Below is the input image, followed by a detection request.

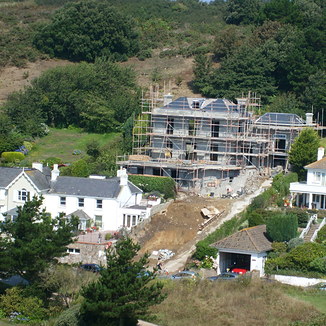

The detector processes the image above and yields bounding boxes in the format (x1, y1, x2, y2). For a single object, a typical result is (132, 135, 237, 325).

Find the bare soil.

(133, 196, 232, 257)
(0, 59, 73, 105)
(0, 52, 198, 106)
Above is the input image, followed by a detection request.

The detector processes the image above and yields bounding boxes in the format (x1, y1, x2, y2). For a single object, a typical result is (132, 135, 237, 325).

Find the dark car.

(207, 272, 238, 281)
(170, 271, 199, 280)
(79, 263, 102, 273)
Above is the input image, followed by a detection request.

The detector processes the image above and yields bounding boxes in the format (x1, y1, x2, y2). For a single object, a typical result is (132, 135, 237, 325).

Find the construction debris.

(151, 249, 175, 261)
(201, 206, 220, 219)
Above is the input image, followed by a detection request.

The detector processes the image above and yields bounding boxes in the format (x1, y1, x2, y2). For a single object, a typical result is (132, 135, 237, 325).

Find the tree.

(225, 0, 264, 25)
(266, 213, 298, 242)
(0, 197, 78, 282)
(80, 237, 166, 326)
(288, 128, 320, 180)
(33, 0, 139, 62)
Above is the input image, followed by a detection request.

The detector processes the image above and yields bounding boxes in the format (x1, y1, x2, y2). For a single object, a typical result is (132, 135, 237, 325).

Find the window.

(96, 199, 102, 209)
(167, 118, 174, 135)
(18, 189, 29, 202)
(313, 172, 321, 183)
(78, 198, 84, 207)
(67, 248, 80, 254)
(132, 215, 137, 226)
(60, 197, 66, 206)
(95, 215, 102, 228)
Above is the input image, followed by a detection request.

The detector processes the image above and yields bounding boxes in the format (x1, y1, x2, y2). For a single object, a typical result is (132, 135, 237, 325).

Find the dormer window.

(18, 189, 29, 202)
(192, 100, 200, 109)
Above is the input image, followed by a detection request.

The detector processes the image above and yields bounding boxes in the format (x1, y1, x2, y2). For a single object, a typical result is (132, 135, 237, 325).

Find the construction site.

(118, 89, 321, 196)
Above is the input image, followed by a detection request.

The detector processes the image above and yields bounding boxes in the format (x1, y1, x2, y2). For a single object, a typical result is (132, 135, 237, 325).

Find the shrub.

(55, 304, 83, 326)
(266, 213, 298, 242)
(1, 151, 25, 162)
(105, 233, 112, 241)
(247, 210, 265, 227)
(309, 257, 326, 273)
(42, 157, 63, 167)
(128, 175, 176, 199)
(315, 225, 326, 244)
(0, 287, 47, 322)
(193, 242, 218, 261)
(287, 237, 304, 250)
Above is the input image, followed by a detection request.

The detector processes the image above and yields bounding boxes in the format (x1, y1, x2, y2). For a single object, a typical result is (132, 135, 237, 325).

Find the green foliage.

(194, 242, 218, 261)
(289, 128, 320, 180)
(272, 172, 298, 199)
(55, 304, 84, 326)
(287, 237, 304, 250)
(225, 0, 264, 25)
(247, 210, 265, 227)
(5, 59, 140, 136)
(266, 242, 326, 274)
(266, 213, 298, 242)
(272, 242, 288, 254)
(193, 214, 247, 260)
(128, 175, 176, 199)
(85, 140, 101, 159)
(80, 237, 166, 326)
(309, 257, 326, 274)
(0, 197, 78, 282)
(61, 159, 90, 178)
(34, 0, 140, 62)
(316, 225, 326, 244)
(1, 151, 25, 162)
(41, 157, 63, 167)
(286, 208, 309, 228)
(0, 287, 47, 322)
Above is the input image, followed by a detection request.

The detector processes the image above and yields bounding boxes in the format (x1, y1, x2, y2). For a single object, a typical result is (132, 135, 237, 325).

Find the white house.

(0, 164, 148, 231)
(290, 147, 326, 209)
(211, 225, 272, 276)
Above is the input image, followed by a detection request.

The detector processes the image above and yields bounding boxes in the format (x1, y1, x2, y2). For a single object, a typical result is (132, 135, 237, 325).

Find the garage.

(211, 225, 272, 276)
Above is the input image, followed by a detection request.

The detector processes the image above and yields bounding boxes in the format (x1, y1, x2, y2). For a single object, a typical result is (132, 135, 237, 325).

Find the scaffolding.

(117, 89, 321, 191)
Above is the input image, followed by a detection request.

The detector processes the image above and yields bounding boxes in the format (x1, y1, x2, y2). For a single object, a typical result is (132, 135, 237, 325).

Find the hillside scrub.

(150, 279, 323, 326)
(34, 0, 140, 62)
(128, 175, 176, 199)
(4, 59, 140, 136)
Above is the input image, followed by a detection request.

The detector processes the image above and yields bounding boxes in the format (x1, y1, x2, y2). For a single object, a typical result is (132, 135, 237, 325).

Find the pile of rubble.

(151, 249, 175, 261)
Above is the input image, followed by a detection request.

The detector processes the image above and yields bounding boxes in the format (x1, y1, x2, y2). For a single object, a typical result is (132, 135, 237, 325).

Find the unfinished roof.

(255, 113, 305, 126)
(162, 97, 238, 113)
(305, 157, 326, 170)
(211, 225, 272, 253)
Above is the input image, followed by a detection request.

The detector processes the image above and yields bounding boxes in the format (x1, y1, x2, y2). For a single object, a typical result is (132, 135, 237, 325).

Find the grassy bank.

(149, 279, 324, 326)
(26, 128, 120, 163)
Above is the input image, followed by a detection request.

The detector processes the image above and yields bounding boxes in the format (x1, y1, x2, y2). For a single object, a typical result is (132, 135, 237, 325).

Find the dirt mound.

(134, 196, 231, 256)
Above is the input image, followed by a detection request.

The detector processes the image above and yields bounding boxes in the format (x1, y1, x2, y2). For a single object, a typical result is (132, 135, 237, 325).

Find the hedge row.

(1, 151, 25, 162)
(128, 175, 176, 199)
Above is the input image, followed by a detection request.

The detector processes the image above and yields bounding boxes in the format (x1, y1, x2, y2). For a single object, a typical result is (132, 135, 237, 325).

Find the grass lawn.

(25, 128, 121, 164)
(286, 288, 326, 314)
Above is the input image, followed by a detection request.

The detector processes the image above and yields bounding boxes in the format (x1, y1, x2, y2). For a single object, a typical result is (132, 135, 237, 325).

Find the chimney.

(163, 93, 173, 106)
(318, 147, 325, 161)
(32, 162, 43, 173)
(117, 167, 128, 186)
(306, 112, 313, 125)
(51, 164, 60, 182)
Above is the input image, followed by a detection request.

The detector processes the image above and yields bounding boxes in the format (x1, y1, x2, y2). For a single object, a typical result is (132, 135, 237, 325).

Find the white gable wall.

(6, 173, 39, 211)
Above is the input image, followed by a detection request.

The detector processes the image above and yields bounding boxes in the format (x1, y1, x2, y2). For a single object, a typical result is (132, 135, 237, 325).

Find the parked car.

(231, 268, 248, 275)
(207, 272, 238, 281)
(79, 263, 102, 273)
(170, 271, 199, 280)
(307, 282, 326, 291)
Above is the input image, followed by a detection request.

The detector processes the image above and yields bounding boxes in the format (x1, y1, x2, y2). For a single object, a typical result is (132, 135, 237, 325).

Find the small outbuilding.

(211, 225, 272, 276)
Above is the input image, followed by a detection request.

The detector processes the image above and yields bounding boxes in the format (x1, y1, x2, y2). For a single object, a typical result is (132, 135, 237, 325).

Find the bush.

(42, 157, 63, 167)
(309, 257, 326, 273)
(128, 175, 176, 199)
(287, 237, 304, 250)
(315, 225, 326, 244)
(193, 242, 218, 261)
(55, 304, 83, 326)
(105, 233, 112, 241)
(0, 287, 47, 322)
(1, 151, 25, 162)
(266, 213, 298, 242)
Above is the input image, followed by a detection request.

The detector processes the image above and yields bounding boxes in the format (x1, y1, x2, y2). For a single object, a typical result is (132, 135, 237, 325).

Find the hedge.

(128, 175, 176, 199)
(1, 151, 25, 162)
(193, 214, 247, 260)
(266, 213, 298, 242)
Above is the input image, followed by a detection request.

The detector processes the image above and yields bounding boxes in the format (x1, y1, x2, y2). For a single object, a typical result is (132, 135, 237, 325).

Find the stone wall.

(59, 242, 113, 266)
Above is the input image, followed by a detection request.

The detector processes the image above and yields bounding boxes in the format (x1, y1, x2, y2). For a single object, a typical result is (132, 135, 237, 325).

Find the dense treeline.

(194, 0, 325, 119)
(4, 59, 140, 136)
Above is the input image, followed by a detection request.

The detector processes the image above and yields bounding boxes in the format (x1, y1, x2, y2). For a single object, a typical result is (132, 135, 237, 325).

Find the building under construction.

(117, 92, 320, 194)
